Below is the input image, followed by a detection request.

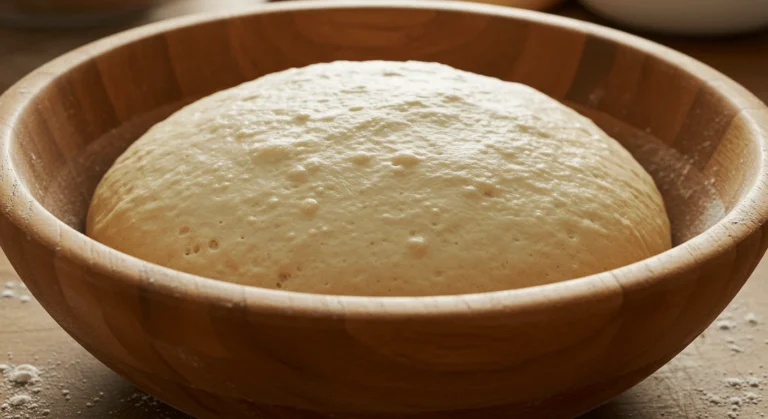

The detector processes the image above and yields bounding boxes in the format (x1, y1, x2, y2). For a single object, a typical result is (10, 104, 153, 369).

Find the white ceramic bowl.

(580, 0, 768, 36)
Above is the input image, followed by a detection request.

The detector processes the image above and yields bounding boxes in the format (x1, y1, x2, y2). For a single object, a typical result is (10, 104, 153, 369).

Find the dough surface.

(87, 60, 671, 296)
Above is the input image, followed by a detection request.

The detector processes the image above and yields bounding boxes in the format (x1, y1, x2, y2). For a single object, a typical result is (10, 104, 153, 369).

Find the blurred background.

(0, 0, 766, 33)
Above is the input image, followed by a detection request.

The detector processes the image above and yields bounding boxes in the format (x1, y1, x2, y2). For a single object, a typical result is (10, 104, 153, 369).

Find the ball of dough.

(87, 60, 671, 296)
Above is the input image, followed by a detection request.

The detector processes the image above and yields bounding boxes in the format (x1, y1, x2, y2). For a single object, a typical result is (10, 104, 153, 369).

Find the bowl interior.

(7, 5, 760, 257)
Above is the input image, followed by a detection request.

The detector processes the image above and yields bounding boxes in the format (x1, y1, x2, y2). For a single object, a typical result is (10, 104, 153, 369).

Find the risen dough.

(87, 60, 671, 296)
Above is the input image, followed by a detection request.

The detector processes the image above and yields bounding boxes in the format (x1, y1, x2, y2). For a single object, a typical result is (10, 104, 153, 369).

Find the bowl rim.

(1, 0, 767, 319)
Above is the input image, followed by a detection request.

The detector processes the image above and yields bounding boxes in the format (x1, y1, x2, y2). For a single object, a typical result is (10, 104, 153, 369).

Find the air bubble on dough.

(286, 165, 309, 183)
(300, 198, 319, 215)
(407, 236, 429, 258)
(391, 152, 421, 168)
(349, 153, 372, 165)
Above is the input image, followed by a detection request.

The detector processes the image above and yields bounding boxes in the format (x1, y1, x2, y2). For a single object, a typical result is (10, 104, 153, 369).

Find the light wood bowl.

(1, 1, 767, 418)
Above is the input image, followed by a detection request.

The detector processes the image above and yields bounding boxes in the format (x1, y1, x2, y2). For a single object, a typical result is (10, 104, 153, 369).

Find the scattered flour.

(1, 280, 30, 303)
(0, 354, 180, 419)
(718, 391, 763, 418)
(8, 394, 32, 407)
(0, 362, 45, 418)
(746, 376, 762, 388)
(698, 304, 766, 418)
(744, 392, 761, 403)
(8, 364, 41, 385)
(705, 392, 725, 405)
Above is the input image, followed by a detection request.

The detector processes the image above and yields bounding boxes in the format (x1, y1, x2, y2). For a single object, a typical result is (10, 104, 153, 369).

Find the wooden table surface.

(1, 1, 767, 418)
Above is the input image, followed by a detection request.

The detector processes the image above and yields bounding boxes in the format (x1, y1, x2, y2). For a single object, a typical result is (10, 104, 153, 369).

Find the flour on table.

(1, 281, 29, 303)
(693, 302, 767, 418)
(717, 320, 738, 330)
(7, 365, 40, 385)
(0, 362, 45, 419)
(1, 350, 183, 419)
(7, 395, 31, 407)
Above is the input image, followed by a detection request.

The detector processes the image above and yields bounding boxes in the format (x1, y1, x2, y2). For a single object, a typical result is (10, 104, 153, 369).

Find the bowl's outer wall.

(1, 2, 768, 419)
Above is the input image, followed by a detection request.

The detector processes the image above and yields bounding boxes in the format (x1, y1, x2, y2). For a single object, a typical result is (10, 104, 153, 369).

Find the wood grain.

(0, 1, 767, 418)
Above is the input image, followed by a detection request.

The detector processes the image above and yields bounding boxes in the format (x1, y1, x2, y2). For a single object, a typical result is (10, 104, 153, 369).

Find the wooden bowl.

(1, 1, 767, 418)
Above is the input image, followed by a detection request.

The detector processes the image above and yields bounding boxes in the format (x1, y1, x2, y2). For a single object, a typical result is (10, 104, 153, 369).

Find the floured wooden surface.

(1, 1, 767, 418)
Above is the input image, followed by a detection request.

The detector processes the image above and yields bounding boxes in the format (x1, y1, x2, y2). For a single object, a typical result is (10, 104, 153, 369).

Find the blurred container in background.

(581, 0, 768, 36)
(0, 0, 153, 27)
